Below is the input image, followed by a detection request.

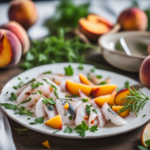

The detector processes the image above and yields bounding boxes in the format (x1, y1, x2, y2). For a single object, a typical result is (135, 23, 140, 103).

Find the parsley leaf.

(98, 81, 107, 85)
(81, 99, 88, 102)
(9, 92, 17, 101)
(64, 126, 73, 133)
(1, 103, 17, 110)
(78, 64, 84, 70)
(17, 98, 31, 106)
(74, 121, 89, 137)
(142, 114, 146, 118)
(42, 96, 55, 105)
(31, 82, 43, 90)
(145, 140, 150, 147)
(54, 91, 59, 98)
(87, 73, 91, 80)
(92, 108, 97, 114)
(90, 126, 98, 132)
(12, 127, 28, 134)
(64, 65, 74, 76)
(53, 130, 60, 133)
(96, 75, 102, 79)
(91, 66, 96, 72)
(30, 117, 44, 125)
(138, 145, 149, 150)
(43, 71, 52, 74)
(86, 105, 91, 116)
(69, 116, 73, 120)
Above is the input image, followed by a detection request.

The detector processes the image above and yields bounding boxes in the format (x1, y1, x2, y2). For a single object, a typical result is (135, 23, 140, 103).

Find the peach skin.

(117, 7, 148, 31)
(45, 115, 62, 130)
(114, 88, 130, 106)
(79, 73, 94, 86)
(0, 29, 22, 68)
(112, 106, 130, 118)
(91, 84, 117, 98)
(8, 0, 38, 30)
(66, 80, 92, 96)
(0, 21, 30, 55)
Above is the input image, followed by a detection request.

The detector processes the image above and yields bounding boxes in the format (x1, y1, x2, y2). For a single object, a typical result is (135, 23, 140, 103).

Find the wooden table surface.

(0, 53, 146, 150)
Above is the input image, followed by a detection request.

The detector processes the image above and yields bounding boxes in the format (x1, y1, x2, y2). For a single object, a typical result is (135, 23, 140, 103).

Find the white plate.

(0, 63, 150, 139)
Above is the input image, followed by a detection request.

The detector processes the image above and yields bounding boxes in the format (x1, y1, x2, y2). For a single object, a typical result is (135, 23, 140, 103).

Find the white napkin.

(0, 96, 16, 150)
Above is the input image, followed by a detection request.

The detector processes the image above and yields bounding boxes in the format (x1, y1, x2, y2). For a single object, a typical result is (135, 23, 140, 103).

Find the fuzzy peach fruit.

(45, 115, 62, 130)
(140, 55, 150, 88)
(117, 7, 148, 31)
(0, 29, 22, 68)
(8, 0, 38, 30)
(91, 84, 117, 98)
(66, 80, 92, 96)
(114, 88, 130, 106)
(112, 106, 130, 118)
(0, 21, 30, 55)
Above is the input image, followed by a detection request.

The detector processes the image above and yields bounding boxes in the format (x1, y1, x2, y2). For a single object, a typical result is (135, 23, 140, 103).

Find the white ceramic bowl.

(98, 31, 150, 72)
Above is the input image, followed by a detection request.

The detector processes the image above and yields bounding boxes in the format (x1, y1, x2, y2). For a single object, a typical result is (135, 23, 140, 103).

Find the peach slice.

(112, 106, 130, 118)
(0, 29, 22, 68)
(114, 88, 130, 106)
(66, 80, 92, 96)
(45, 115, 62, 130)
(91, 84, 117, 98)
(79, 18, 110, 40)
(42, 140, 50, 149)
(87, 14, 113, 28)
(79, 73, 94, 86)
(141, 123, 150, 147)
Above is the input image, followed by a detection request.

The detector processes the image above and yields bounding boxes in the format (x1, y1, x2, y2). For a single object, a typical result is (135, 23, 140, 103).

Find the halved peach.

(66, 80, 92, 96)
(79, 73, 94, 86)
(45, 114, 62, 130)
(91, 84, 117, 98)
(79, 18, 110, 40)
(114, 88, 130, 106)
(87, 14, 113, 28)
(112, 106, 130, 118)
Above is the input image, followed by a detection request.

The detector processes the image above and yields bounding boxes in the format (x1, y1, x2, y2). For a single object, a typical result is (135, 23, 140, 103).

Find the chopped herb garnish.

(12, 127, 28, 134)
(92, 108, 97, 114)
(91, 66, 96, 72)
(27, 118, 30, 120)
(37, 90, 42, 94)
(29, 117, 44, 125)
(81, 98, 88, 102)
(64, 111, 68, 116)
(142, 114, 146, 118)
(31, 81, 43, 90)
(64, 65, 74, 76)
(96, 75, 102, 79)
(78, 64, 84, 70)
(6, 91, 9, 94)
(108, 119, 111, 122)
(1, 103, 17, 110)
(18, 77, 21, 80)
(87, 73, 91, 80)
(24, 78, 36, 85)
(53, 130, 60, 133)
(17, 98, 31, 106)
(74, 121, 89, 137)
(42, 96, 55, 105)
(65, 94, 78, 98)
(9, 92, 17, 101)
(98, 81, 107, 85)
(13, 82, 24, 90)
(54, 91, 59, 98)
(51, 84, 57, 91)
(43, 71, 52, 74)
(86, 105, 91, 116)
(26, 77, 28, 79)
(89, 126, 98, 132)
(69, 116, 73, 120)
(64, 126, 73, 133)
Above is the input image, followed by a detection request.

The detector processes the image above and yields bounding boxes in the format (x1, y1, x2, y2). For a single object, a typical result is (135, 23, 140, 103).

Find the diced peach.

(0, 29, 22, 68)
(117, 7, 148, 31)
(79, 18, 111, 40)
(66, 80, 92, 96)
(140, 56, 150, 88)
(114, 88, 130, 106)
(79, 73, 94, 86)
(42, 140, 50, 149)
(91, 84, 117, 98)
(0, 21, 30, 55)
(45, 115, 62, 130)
(87, 14, 113, 28)
(112, 106, 130, 118)
(94, 94, 114, 107)
(8, 0, 38, 30)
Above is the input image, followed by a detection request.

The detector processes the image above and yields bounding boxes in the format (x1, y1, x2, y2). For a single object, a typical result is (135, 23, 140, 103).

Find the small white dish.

(0, 63, 150, 139)
(99, 31, 149, 72)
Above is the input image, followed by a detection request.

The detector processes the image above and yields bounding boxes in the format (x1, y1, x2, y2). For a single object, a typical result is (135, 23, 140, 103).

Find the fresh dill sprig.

(118, 83, 150, 117)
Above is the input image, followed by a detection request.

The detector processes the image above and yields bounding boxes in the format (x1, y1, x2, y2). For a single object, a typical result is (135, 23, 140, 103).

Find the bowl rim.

(98, 31, 150, 59)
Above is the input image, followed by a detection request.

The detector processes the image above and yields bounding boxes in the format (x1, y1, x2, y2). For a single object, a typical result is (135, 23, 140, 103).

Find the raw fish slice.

(75, 103, 89, 126)
(102, 102, 127, 126)
(89, 100, 101, 110)
(56, 100, 75, 125)
(31, 106, 36, 113)
(35, 97, 47, 118)
(44, 105, 57, 119)
(89, 106, 98, 127)
(97, 109, 106, 128)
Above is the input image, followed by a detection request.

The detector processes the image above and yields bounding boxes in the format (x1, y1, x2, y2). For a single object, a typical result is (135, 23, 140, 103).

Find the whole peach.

(117, 7, 148, 31)
(0, 29, 22, 68)
(140, 55, 150, 88)
(8, 0, 38, 30)
(0, 21, 30, 55)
